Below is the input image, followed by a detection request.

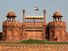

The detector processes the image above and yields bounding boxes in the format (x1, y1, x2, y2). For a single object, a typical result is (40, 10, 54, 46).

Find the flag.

(34, 7, 39, 11)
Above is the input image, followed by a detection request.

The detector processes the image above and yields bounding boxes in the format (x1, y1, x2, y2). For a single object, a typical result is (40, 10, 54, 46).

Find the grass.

(0, 40, 68, 44)
(18, 40, 68, 44)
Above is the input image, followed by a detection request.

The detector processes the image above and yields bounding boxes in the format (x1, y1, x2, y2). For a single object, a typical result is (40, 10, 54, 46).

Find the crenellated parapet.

(0, 44, 68, 51)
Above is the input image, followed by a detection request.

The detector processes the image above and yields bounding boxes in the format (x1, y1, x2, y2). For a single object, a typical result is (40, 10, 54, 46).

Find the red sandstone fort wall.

(0, 44, 68, 51)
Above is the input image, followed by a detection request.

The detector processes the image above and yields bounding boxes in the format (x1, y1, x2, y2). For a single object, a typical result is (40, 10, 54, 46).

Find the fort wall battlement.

(0, 44, 68, 51)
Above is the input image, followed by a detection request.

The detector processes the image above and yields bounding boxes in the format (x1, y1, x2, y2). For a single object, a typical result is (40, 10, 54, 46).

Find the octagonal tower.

(3, 10, 22, 42)
(47, 10, 66, 41)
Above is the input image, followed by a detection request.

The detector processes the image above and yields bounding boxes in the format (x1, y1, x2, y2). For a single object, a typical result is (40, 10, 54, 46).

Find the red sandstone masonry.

(0, 44, 68, 51)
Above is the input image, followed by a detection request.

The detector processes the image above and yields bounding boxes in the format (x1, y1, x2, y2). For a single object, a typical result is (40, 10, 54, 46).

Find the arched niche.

(61, 31, 65, 37)
(55, 30, 61, 38)
(50, 31, 54, 37)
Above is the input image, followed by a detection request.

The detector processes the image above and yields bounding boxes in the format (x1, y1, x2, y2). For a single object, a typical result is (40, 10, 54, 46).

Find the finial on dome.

(9, 9, 14, 12)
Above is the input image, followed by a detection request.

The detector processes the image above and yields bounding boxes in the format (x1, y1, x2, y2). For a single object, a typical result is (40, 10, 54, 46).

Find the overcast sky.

(0, 0, 68, 32)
